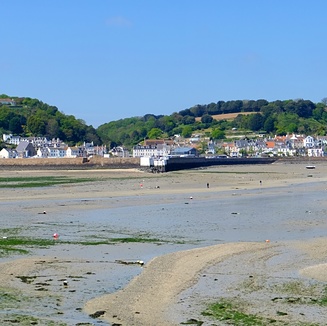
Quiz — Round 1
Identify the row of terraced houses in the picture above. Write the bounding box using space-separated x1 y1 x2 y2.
132 134 327 158
0 134 108 159
1 133 326 159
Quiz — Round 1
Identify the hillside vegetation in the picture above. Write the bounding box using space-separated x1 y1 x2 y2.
0 95 101 145
97 99 327 148
1 95 327 149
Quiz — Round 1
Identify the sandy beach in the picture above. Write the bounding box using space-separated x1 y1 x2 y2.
1 161 327 325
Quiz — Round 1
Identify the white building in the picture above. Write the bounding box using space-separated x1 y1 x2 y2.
0 148 17 158
66 146 82 158
3 134 21 145
109 146 129 157
47 146 67 158
304 136 315 148
133 144 171 158
307 148 324 157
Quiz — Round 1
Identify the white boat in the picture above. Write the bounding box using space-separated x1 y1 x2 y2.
306 165 316 169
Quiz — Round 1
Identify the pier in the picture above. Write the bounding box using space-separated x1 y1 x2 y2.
140 156 277 172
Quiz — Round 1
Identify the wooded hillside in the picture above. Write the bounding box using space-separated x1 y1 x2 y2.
97 99 327 148
0 95 100 145
1 95 326 149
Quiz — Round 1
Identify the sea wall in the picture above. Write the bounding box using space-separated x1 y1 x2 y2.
163 156 327 172
278 157 327 164
0 156 140 170
0 156 324 172
164 157 277 172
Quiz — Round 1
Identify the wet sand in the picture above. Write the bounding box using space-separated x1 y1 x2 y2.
1 162 327 325
84 242 270 325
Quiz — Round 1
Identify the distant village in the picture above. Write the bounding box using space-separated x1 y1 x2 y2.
0 134 108 159
0 132 326 160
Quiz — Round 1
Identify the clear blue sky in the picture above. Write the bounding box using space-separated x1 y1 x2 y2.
2 1 326 127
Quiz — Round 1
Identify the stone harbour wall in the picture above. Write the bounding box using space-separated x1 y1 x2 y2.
0 156 140 170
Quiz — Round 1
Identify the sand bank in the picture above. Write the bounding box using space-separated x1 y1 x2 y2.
84 242 269 325
83 238 327 326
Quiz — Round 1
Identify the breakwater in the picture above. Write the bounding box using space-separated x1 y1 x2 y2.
164 157 277 172
141 156 278 172
0 157 140 170
1 156 322 172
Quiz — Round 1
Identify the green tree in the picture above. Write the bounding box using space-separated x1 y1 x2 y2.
201 114 213 124
84 126 101 144
0 107 15 129
27 116 46 136
144 117 157 130
190 105 206 117
287 123 297 133
130 129 140 143
179 108 193 116
147 128 163 139
45 119 59 138
207 102 218 115
211 128 225 140
275 113 299 135
221 100 243 113
182 125 193 138
157 116 176 133
182 115 195 125
263 116 275 133
284 100 314 118
312 105 325 121
9 116 24 134
248 113 264 131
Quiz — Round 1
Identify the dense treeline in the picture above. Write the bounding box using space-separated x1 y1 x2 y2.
1 94 327 149
98 98 327 147
0 95 101 145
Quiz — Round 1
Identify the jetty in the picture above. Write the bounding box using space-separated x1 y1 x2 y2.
140 156 277 173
